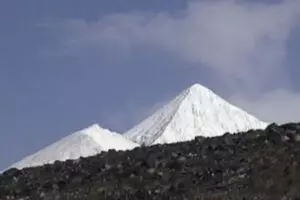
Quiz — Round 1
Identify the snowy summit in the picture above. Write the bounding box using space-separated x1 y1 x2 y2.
124 83 268 146
7 124 139 170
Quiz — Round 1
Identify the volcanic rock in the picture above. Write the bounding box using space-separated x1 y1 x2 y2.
1 123 300 199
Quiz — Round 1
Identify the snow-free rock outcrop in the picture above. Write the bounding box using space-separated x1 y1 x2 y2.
124 83 268 145
1 123 300 199
7 124 139 170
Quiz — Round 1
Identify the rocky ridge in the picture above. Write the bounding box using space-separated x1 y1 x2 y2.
1 123 300 199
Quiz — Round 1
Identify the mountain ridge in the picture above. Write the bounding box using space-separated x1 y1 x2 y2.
1 123 300 199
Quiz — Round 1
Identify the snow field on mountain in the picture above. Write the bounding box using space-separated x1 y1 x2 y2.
8 124 139 170
124 84 268 145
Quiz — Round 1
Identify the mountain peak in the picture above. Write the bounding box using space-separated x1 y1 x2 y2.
187 83 207 92
124 83 268 145
184 83 220 102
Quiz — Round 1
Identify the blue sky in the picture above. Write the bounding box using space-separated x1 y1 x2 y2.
0 0 300 169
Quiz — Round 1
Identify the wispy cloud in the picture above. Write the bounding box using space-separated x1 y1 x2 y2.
231 89 300 124
58 0 300 124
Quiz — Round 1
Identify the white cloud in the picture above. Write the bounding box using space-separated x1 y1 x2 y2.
62 0 300 91
230 89 300 124
60 0 300 123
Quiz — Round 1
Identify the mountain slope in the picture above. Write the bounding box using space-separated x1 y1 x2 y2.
7 124 139 170
2 123 300 200
124 83 268 145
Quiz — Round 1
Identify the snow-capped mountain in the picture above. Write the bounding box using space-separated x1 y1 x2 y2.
124 83 268 146
7 124 139 170
5 83 268 171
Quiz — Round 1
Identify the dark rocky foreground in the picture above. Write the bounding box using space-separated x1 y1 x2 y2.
1 123 300 200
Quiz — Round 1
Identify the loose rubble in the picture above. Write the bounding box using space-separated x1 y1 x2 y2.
1 122 300 199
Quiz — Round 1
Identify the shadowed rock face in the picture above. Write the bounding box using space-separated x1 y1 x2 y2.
1 122 300 200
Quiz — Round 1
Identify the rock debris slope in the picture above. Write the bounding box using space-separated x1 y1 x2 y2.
7 124 139 170
1 123 300 199
124 83 268 145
